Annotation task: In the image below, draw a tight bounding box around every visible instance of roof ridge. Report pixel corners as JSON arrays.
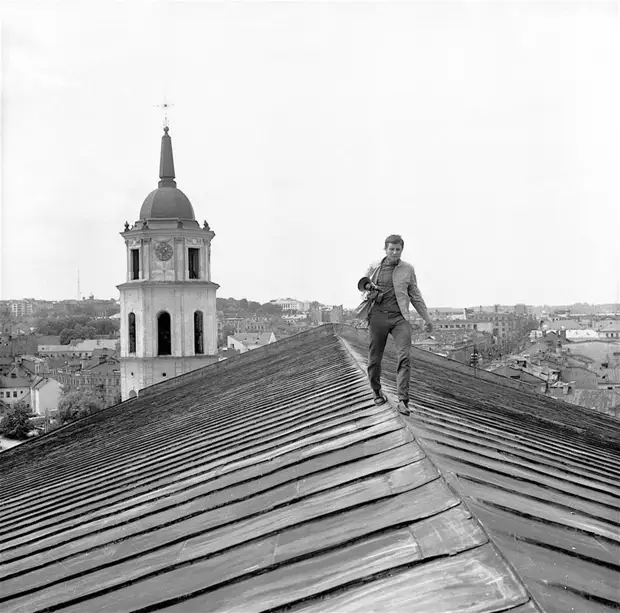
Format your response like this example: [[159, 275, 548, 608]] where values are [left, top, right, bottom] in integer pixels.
[[336, 332, 544, 613]]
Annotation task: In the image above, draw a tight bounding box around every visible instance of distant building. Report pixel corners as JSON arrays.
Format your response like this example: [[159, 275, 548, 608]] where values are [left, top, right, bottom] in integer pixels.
[[50, 352, 121, 407], [559, 366, 599, 390], [0, 364, 32, 407], [38, 338, 119, 359], [218, 316, 273, 336], [9, 300, 34, 318], [565, 329, 599, 342], [548, 386, 620, 419], [598, 321, 620, 340], [30, 377, 63, 416], [227, 332, 277, 353], [546, 319, 584, 331], [20, 355, 49, 376], [0, 330, 38, 358], [270, 299, 309, 312], [598, 367, 620, 390], [466, 310, 524, 340], [309, 305, 344, 326], [434, 320, 494, 334], [514, 304, 529, 316]]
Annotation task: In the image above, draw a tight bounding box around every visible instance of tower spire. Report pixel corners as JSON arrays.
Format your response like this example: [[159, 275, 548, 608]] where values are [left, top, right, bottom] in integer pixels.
[[158, 126, 177, 188]]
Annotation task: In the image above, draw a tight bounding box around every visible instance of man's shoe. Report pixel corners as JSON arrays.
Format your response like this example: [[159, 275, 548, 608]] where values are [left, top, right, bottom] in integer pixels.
[[397, 400, 411, 416], [373, 390, 388, 406]]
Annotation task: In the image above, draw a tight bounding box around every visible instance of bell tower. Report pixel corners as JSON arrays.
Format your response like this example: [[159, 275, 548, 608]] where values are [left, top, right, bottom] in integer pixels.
[[118, 126, 219, 400]]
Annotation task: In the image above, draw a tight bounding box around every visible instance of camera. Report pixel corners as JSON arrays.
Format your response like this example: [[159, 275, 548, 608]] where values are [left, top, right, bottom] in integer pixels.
[[367, 285, 384, 303]]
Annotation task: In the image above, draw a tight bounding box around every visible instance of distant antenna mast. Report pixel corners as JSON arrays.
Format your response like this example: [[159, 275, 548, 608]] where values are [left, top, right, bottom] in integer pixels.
[[616, 260, 619, 313], [77, 269, 81, 301]]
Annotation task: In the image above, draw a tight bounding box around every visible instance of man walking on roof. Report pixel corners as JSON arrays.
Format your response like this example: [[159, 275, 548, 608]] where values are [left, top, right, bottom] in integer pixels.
[[357, 234, 433, 416]]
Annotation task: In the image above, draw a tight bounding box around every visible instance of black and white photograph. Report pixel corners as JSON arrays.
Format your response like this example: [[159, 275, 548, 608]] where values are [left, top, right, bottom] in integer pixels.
[[0, 1, 619, 611]]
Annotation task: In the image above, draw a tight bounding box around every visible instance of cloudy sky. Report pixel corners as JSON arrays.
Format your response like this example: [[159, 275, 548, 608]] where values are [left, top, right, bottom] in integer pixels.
[[0, 1, 618, 309]]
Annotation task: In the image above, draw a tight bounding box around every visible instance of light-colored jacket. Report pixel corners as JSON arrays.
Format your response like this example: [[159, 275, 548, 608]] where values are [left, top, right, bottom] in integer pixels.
[[363, 258, 430, 322]]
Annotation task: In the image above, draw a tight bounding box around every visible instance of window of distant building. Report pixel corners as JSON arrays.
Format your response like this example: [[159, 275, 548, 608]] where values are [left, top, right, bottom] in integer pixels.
[[13, 391, 17, 397], [194, 311, 204, 355], [188, 248, 200, 279], [157, 312, 172, 356], [128, 313, 136, 353], [130, 248, 140, 280]]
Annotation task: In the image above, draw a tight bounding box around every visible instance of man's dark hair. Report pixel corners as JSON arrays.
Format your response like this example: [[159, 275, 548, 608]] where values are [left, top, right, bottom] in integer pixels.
[[384, 234, 404, 249]]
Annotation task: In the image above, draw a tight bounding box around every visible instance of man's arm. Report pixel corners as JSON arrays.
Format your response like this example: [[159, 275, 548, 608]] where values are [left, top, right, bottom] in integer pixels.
[[408, 268, 431, 324]]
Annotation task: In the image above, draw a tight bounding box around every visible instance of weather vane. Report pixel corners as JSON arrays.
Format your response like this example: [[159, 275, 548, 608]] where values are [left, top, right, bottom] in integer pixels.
[[154, 100, 174, 129]]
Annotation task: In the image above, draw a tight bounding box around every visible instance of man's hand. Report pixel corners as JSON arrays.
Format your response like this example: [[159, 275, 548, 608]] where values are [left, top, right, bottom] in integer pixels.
[[424, 320, 434, 333]]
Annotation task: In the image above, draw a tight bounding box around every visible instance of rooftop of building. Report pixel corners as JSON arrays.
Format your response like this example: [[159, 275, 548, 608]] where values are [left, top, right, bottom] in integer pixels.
[[228, 332, 276, 344], [1, 324, 619, 612], [599, 321, 620, 332]]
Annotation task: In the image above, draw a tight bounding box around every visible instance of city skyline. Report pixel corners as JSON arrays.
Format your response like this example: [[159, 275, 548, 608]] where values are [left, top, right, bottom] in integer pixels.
[[2, 293, 619, 315], [1, 2, 619, 307]]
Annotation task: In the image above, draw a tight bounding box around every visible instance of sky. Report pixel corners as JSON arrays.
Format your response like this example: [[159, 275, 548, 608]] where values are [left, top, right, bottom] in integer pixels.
[[0, 0, 618, 309]]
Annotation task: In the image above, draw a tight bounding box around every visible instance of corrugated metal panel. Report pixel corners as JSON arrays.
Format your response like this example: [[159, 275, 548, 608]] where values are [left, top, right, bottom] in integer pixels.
[[337, 327, 620, 613], [0, 330, 534, 613]]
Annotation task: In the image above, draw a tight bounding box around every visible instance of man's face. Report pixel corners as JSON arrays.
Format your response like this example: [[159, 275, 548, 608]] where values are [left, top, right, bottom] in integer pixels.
[[385, 242, 403, 262]]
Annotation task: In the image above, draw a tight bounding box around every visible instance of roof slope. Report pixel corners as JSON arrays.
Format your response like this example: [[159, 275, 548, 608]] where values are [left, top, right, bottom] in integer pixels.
[[0, 326, 534, 613], [339, 326, 620, 613]]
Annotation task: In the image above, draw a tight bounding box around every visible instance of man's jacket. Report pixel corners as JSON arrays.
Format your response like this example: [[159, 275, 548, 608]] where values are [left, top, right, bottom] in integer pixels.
[[361, 258, 430, 322]]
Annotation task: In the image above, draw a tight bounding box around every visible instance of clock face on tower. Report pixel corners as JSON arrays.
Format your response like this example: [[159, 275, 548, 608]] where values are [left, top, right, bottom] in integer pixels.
[[154, 242, 173, 261]]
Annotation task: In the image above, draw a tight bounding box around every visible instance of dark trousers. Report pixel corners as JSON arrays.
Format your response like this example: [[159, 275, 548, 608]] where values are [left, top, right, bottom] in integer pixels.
[[368, 310, 412, 402]]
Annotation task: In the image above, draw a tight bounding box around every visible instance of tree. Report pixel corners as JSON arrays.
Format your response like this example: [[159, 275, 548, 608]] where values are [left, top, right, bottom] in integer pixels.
[[57, 388, 105, 424], [0, 401, 34, 440], [94, 318, 119, 335], [257, 302, 283, 316], [82, 325, 97, 339], [59, 329, 75, 345]]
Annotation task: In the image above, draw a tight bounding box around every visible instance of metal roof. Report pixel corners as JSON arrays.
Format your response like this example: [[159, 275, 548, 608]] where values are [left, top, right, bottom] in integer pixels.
[[1, 324, 619, 612]]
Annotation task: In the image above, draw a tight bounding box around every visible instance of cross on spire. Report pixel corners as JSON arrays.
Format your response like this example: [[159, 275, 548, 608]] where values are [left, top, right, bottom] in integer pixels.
[[154, 100, 174, 129]]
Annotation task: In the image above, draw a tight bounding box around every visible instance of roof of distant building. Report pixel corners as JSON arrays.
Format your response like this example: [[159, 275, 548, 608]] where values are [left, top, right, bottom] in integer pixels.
[[70, 339, 119, 351], [229, 332, 276, 345], [545, 319, 583, 330], [45, 357, 71, 370], [599, 367, 620, 384], [84, 360, 120, 374], [565, 329, 599, 339], [0, 375, 30, 388], [599, 321, 620, 332], [1, 325, 619, 611]]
